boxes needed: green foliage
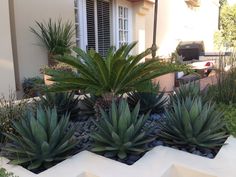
[160,97,227,149]
[127,82,168,114]
[22,77,44,98]
[170,82,205,104]
[38,92,80,120]
[91,100,154,159]
[4,107,77,170]
[30,18,74,55]
[218,4,236,48]
[0,168,18,177]
[45,42,189,97]
[217,103,236,137]
[207,55,236,104]
[0,92,28,143]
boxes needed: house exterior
[0,0,219,97]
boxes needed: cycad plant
[45,42,189,99]
[3,107,77,171]
[127,82,168,114]
[30,18,75,66]
[159,97,227,149]
[91,99,154,159]
[38,91,80,120]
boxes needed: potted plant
[30,18,75,66]
[41,62,76,85]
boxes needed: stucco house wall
[0,0,16,98]
[10,0,76,93]
[0,0,219,96]
[156,0,220,57]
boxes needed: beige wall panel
[13,0,76,87]
[0,0,16,97]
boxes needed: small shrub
[0,92,28,143]
[0,168,18,177]
[160,97,227,150]
[91,99,154,159]
[217,103,236,137]
[22,77,44,98]
[3,107,77,171]
[127,82,168,114]
[207,53,236,104]
[207,68,236,104]
[38,91,80,120]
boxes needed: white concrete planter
[1,136,236,177]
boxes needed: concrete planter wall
[1,136,236,177]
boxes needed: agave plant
[159,97,227,149]
[91,99,154,159]
[79,94,98,115]
[38,91,80,120]
[3,107,77,170]
[127,82,168,114]
[45,42,189,99]
[170,81,206,104]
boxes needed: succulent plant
[3,107,77,170]
[127,82,168,114]
[79,94,98,116]
[45,42,189,98]
[170,81,206,104]
[91,99,154,159]
[159,97,227,149]
[38,91,80,120]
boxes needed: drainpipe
[151,0,158,59]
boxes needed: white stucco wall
[0,0,16,97]
[156,0,220,57]
[12,0,76,88]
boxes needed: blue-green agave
[4,107,77,170]
[91,99,154,159]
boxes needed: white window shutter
[97,0,111,56]
[86,0,96,51]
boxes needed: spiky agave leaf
[159,97,228,149]
[170,81,207,104]
[38,91,80,120]
[91,99,154,159]
[127,82,168,114]
[3,107,77,170]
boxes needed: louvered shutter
[86,0,96,50]
[97,0,111,56]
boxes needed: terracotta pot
[44,74,54,86]
[48,53,58,66]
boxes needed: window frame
[75,0,132,51]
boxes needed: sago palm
[45,42,189,98]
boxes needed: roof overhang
[127,0,155,4]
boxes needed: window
[74,0,132,54]
[74,0,80,48]
[118,6,129,47]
